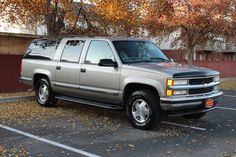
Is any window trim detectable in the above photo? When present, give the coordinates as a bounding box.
[84,40,116,65]
[60,40,85,63]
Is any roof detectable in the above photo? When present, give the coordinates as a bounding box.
[35,36,149,41]
[0,32,43,38]
[223,50,236,53]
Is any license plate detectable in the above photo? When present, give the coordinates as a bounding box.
[205,99,214,108]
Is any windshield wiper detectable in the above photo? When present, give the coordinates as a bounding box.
[123,60,154,64]
[149,57,170,62]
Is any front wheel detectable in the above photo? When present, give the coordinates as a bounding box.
[182,112,207,119]
[36,78,55,107]
[126,90,161,130]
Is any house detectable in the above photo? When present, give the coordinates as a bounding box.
[0,32,39,92]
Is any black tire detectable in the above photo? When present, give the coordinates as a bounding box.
[182,112,207,119]
[35,78,55,107]
[126,90,161,130]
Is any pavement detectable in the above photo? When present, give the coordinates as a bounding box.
[0,90,236,157]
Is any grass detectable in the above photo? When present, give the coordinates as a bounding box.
[220,79,236,90]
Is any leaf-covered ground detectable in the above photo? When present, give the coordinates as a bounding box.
[0,145,30,157]
[0,92,34,98]
[0,100,127,131]
[220,79,236,90]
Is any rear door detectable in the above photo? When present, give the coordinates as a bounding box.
[79,40,121,104]
[54,40,85,96]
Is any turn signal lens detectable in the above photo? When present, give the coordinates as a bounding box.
[167,79,174,86]
[166,90,173,96]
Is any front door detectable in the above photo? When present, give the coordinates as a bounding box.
[79,40,120,104]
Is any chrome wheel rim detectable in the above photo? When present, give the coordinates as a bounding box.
[38,84,49,103]
[131,99,150,123]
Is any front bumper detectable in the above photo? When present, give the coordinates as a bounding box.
[160,91,223,111]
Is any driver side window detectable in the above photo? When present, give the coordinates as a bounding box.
[85,40,115,64]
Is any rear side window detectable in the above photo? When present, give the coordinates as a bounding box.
[60,40,85,63]
[24,39,61,60]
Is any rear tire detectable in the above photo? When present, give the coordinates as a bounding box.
[126,90,161,130]
[35,78,55,107]
[182,112,207,119]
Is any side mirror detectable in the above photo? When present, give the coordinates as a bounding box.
[98,59,118,68]
[170,58,174,62]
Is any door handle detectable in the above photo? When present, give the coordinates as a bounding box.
[56,66,61,70]
[80,68,86,73]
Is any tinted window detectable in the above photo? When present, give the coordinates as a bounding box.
[24,39,61,60]
[60,40,85,63]
[85,41,115,64]
[113,41,170,63]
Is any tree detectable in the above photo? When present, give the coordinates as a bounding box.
[1,0,61,35]
[90,0,143,37]
[0,0,144,36]
[144,0,233,65]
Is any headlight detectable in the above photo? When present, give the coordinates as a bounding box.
[173,90,188,95]
[214,75,220,82]
[173,80,188,85]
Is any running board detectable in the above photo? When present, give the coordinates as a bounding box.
[55,95,123,110]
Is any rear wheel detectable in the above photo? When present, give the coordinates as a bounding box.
[36,78,55,107]
[126,90,161,130]
[182,112,207,119]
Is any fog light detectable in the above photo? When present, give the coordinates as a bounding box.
[173,90,187,95]
[166,90,173,96]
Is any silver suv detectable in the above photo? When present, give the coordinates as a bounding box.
[20,37,223,130]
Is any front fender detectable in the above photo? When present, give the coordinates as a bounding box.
[122,77,165,97]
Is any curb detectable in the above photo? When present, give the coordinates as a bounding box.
[0,96,35,103]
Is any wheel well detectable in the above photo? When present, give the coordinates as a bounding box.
[123,83,159,104]
[33,74,49,89]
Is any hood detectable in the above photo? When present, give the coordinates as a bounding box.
[128,62,219,78]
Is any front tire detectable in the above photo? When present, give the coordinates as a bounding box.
[182,112,207,119]
[126,90,161,130]
[36,78,55,107]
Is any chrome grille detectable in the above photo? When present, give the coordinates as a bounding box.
[189,87,214,95]
[169,76,219,96]
[189,77,214,85]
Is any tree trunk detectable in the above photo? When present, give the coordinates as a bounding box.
[186,47,194,65]
[45,0,65,36]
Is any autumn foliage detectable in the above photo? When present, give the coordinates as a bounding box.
[144,0,236,64]
[0,0,143,36]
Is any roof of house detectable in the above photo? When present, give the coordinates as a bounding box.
[0,32,43,38]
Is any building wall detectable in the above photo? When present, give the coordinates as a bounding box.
[180,60,236,78]
[0,33,38,55]
[0,33,39,92]
[164,49,236,62]
[0,54,30,92]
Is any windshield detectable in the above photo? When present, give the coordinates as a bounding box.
[112,40,170,63]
